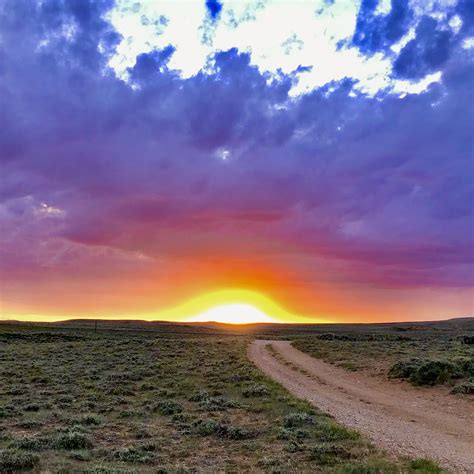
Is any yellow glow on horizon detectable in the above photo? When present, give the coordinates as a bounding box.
[187,303,277,324]
[152,289,309,323]
[2,289,323,324]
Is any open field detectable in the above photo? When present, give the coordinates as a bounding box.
[249,340,474,473]
[290,319,474,394]
[0,319,472,472]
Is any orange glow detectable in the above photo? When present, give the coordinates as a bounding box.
[148,289,318,323]
[2,289,325,324]
[187,304,277,324]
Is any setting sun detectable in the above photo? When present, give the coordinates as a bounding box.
[186,303,277,324]
[149,289,308,324]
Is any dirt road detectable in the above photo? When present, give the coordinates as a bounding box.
[248,340,474,473]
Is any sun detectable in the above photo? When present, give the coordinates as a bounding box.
[149,288,301,324]
[187,303,277,324]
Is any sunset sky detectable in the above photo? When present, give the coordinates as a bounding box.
[1,0,473,323]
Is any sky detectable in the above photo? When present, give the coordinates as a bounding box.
[0,0,473,323]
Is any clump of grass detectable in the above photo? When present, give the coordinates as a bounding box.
[277,427,308,440]
[112,443,158,464]
[0,449,39,472]
[340,460,401,473]
[242,383,270,398]
[282,412,315,428]
[76,414,101,426]
[309,443,353,465]
[318,422,360,442]
[189,391,240,411]
[153,400,183,415]
[409,458,443,472]
[451,380,474,395]
[83,464,131,473]
[286,439,305,452]
[23,404,40,412]
[192,419,255,440]
[53,430,94,450]
[13,430,93,451]
[118,409,140,418]
[0,406,17,419]
[11,436,48,451]
[131,426,152,439]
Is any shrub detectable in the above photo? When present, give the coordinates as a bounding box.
[131,427,152,439]
[242,384,270,398]
[0,406,17,419]
[189,390,210,402]
[0,449,39,472]
[77,414,101,426]
[286,439,305,452]
[309,443,353,465]
[112,444,157,464]
[460,358,474,376]
[416,360,462,385]
[53,431,93,450]
[226,425,253,440]
[388,359,422,380]
[192,419,254,439]
[15,420,43,429]
[12,436,48,451]
[283,412,315,428]
[276,427,308,440]
[461,335,474,345]
[189,391,240,411]
[153,400,183,415]
[451,380,474,395]
[69,451,92,461]
[389,357,473,386]
[23,404,40,412]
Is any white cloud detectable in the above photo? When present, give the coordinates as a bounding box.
[107,0,446,97]
[34,202,66,219]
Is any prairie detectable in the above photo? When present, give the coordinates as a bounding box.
[1,319,470,472]
[289,318,474,393]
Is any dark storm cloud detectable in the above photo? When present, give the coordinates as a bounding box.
[393,16,454,79]
[351,0,472,82]
[352,0,412,54]
[128,45,176,82]
[0,0,473,296]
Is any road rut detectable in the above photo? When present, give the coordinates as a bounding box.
[248,340,474,473]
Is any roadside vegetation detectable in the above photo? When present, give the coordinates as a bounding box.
[292,320,474,394]
[0,323,445,472]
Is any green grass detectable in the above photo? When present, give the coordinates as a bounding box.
[0,449,39,472]
[0,323,447,472]
[293,325,474,393]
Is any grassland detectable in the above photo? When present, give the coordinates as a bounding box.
[291,319,474,393]
[0,321,446,473]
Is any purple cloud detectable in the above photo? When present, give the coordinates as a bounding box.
[0,0,473,319]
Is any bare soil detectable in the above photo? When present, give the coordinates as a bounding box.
[248,340,474,473]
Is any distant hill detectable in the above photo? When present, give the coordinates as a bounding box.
[1,316,472,335]
[422,317,474,331]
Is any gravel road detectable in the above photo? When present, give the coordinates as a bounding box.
[248,340,474,473]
